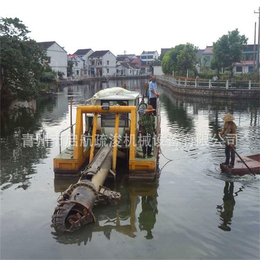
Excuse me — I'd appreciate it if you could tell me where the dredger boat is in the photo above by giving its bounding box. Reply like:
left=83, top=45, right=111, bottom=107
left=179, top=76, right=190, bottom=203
left=51, top=86, right=161, bottom=232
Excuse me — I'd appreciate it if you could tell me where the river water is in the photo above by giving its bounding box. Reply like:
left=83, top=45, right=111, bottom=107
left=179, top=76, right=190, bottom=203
left=1, top=79, right=260, bottom=260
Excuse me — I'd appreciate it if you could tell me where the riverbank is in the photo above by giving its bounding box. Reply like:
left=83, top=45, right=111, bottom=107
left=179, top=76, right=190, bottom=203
left=58, top=75, right=150, bottom=87
left=157, top=75, right=260, bottom=99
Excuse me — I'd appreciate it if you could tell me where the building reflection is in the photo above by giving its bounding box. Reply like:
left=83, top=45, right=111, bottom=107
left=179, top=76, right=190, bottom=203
left=52, top=178, right=159, bottom=244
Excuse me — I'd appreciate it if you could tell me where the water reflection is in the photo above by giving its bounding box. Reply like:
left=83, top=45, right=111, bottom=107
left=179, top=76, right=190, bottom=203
left=52, top=179, right=159, bottom=245
left=217, top=182, right=245, bottom=231
left=160, top=93, right=194, bottom=133
left=138, top=195, right=158, bottom=239
left=0, top=97, right=56, bottom=188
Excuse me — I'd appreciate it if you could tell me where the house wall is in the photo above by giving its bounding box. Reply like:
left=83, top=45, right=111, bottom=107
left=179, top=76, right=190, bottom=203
left=102, top=52, right=116, bottom=76
left=83, top=50, right=94, bottom=76
left=48, top=43, right=68, bottom=78
left=73, top=58, right=84, bottom=77
left=153, top=66, right=163, bottom=76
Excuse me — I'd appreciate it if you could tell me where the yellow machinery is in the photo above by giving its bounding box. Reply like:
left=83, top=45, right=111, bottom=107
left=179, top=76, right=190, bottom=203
left=54, top=104, right=159, bottom=179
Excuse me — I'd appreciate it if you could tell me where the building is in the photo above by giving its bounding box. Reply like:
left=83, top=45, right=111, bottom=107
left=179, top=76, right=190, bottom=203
left=116, top=63, right=140, bottom=76
left=200, top=46, right=213, bottom=71
left=234, top=44, right=259, bottom=74
left=73, top=49, right=94, bottom=76
left=140, top=51, right=159, bottom=74
left=89, top=50, right=117, bottom=77
left=67, top=54, right=85, bottom=78
left=38, top=41, right=67, bottom=79
left=116, top=54, right=141, bottom=76
left=153, top=66, right=163, bottom=76
left=160, top=48, right=171, bottom=59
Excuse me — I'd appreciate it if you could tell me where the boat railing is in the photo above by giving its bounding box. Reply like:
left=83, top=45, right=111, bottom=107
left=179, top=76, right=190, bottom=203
left=59, top=123, right=76, bottom=154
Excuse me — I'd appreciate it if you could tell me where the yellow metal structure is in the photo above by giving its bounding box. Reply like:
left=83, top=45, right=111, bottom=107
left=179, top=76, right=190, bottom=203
left=54, top=104, right=158, bottom=177
left=54, top=106, right=137, bottom=173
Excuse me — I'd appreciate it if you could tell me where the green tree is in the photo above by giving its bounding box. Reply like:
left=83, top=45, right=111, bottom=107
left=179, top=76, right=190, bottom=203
left=162, top=51, right=172, bottom=74
left=67, top=60, right=74, bottom=77
left=0, top=17, right=47, bottom=103
left=212, top=29, right=247, bottom=78
left=176, top=43, right=198, bottom=76
left=162, top=46, right=185, bottom=75
left=162, top=43, right=198, bottom=77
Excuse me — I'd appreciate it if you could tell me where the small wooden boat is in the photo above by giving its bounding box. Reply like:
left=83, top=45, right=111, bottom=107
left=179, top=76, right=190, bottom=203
left=220, top=154, right=260, bottom=176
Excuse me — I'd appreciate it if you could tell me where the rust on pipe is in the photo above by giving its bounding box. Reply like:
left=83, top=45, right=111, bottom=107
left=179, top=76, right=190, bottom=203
left=51, top=147, right=120, bottom=233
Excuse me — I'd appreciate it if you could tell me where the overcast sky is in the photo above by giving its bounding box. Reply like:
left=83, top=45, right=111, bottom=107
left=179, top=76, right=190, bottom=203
left=1, top=0, right=259, bottom=56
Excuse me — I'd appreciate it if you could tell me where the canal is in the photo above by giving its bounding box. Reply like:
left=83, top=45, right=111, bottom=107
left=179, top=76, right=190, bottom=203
left=1, top=79, right=260, bottom=259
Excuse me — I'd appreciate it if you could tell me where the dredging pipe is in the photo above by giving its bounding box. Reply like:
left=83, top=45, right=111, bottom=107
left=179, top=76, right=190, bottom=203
left=51, top=146, right=121, bottom=232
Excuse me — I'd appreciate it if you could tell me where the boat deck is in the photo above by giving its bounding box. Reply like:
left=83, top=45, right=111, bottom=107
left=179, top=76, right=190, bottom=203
left=220, top=154, right=260, bottom=176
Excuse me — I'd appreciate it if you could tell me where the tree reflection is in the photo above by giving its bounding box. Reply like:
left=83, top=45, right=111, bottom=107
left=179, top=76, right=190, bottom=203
left=0, top=97, right=56, bottom=188
left=159, top=93, right=194, bottom=132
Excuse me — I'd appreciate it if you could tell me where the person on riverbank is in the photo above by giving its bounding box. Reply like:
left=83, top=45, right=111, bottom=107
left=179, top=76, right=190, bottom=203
left=219, top=113, right=237, bottom=168
left=138, top=105, right=155, bottom=158
left=148, top=76, right=159, bottom=115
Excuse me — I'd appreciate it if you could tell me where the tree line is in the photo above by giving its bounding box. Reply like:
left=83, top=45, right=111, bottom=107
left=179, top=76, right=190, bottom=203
left=0, top=17, right=57, bottom=107
left=161, top=29, right=255, bottom=80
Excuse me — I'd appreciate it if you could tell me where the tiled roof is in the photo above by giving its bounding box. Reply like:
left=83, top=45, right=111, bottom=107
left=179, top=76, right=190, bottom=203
left=235, top=61, right=255, bottom=65
left=117, top=54, right=135, bottom=58
left=196, top=49, right=204, bottom=57
left=203, top=46, right=213, bottom=54
left=38, top=41, right=67, bottom=52
left=89, top=50, right=109, bottom=58
left=73, top=49, right=92, bottom=55
left=131, top=58, right=140, bottom=64
left=38, top=41, right=56, bottom=49
left=117, top=56, right=130, bottom=62
left=161, top=48, right=171, bottom=55
left=141, top=51, right=157, bottom=54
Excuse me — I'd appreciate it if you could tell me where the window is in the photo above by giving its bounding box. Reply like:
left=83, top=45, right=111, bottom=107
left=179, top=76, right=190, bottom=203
left=101, top=100, right=129, bottom=127
left=107, top=69, right=109, bottom=73
left=236, top=66, right=242, bottom=72
left=248, top=66, right=253, bottom=72
left=107, top=60, right=109, bottom=65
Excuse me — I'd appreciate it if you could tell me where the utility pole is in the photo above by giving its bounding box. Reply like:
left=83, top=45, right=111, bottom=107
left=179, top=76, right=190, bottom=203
left=253, top=22, right=256, bottom=71
left=254, top=7, right=260, bottom=76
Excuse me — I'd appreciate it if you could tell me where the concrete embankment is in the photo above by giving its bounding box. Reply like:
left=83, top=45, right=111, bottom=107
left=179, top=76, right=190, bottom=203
left=157, top=77, right=260, bottom=100
left=58, top=75, right=150, bottom=87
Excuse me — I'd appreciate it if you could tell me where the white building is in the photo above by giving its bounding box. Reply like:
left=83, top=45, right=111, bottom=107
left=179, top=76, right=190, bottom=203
left=89, top=50, right=117, bottom=77
left=38, top=41, right=67, bottom=79
left=116, top=63, right=140, bottom=76
left=67, top=54, right=85, bottom=78
left=73, top=49, right=94, bottom=76
left=153, top=66, right=163, bottom=76
left=140, top=51, right=159, bottom=65
left=140, top=50, right=159, bottom=74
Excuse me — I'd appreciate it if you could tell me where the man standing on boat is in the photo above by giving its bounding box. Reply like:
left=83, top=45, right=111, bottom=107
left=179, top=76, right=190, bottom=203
left=219, top=113, right=237, bottom=168
left=138, top=105, right=156, bottom=158
left=148, top=76, right=159, bottom=115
